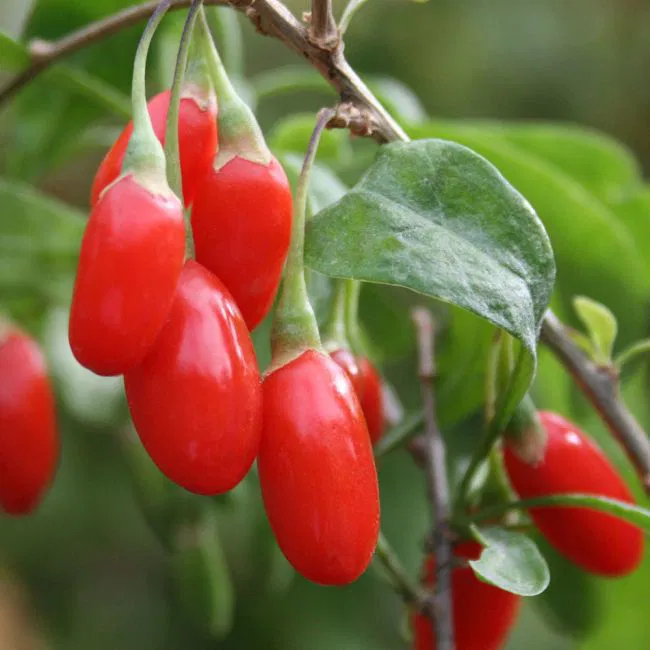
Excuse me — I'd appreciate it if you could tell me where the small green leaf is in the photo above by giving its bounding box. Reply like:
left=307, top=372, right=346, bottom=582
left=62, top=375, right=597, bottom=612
left=573, top=296, right=618, bottom=365
left=305, top=139, right=556, bottom=420
left=470, top=527, right=550, bottom=596
left=0, top=30, right=29, bottom=68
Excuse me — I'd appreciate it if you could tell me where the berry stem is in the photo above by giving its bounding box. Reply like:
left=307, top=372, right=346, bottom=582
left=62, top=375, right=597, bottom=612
left=195, top=7, right=270, bottom=167
left=344, top=279, right=364, bottom=354
left=122, top=0, right=171, bottom=178
left=204, top=6, right=244, bottom=78
left=165, top=0, right=203, bottom=208
left=270, top=108, right=334, bottom=363
left=322, top=279, right=348, bottom=347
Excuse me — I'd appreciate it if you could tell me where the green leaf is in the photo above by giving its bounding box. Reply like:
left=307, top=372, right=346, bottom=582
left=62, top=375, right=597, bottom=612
left=495, top=122, right=641, bottom=202
left=170, top=509, right=235, bottom=639
left=305, top=139, right=555, bottom=418
left=572, top=295, right=618, bottom=364
left=251, top=66, right=330, bottom=100
left=367, top=77, right=428, bottom=124
left=0, top=178, right=84, bottom=320
left=470, top=527, right=550, bottom=596
left=0, top=32, right=130, bottom=118
left=0, top=30, right=29, bottom=68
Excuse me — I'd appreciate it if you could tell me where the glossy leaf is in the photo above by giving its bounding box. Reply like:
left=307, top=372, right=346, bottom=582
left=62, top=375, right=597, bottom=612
left=305, top=139, right=555, bottom=419
left=470, top=527, right=550, bottom=596
left=573, top=295, right=618, bottom=364
left=408, top=122, right=648, bottom=344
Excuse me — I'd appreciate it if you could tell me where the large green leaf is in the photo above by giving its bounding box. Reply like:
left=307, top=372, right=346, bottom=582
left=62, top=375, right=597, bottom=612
left=470, top=527, right=550, bottom=596
left=409, top=123, right=649, bottom=343
left=305, top=139, right=555, bottom=417
left=427, top=120, right=641, bottom=202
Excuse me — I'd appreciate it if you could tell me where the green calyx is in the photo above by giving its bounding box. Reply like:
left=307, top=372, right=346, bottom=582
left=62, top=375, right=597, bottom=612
left=504, top=393, right=548, bottom=465
left=269, top=110, right=335, bottom=374
left=121, top=0, right=173, bottom=196
left=196, top=7, right=271, bottom=170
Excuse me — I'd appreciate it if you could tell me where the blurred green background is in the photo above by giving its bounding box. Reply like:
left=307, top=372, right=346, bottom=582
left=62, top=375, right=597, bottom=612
left=1, top=0, right=650, bottom=649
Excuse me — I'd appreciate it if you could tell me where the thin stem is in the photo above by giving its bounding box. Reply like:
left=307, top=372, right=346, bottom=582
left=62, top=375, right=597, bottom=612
left=131, top=0, right=172, bottom=141
left=466, top=493, right=650, bottom=527
left=196, top=7, right=269, bottom=164
left=541, top=310, right=650, bottom=492
left=615, top=338, right=650, bottom=370
left=322, top=278, right=348, bottom=346
left=205, top=6, right=244, bottom=77
left=374, top=410, right=425, bottom=459
left=165, top=0, right=203, bottom=209
left=373, top=532, right=422, bottom=607
left=411, top=307, right=455, bottom=650
left=344, top=279, right=364, bottom=354
left=310, top=0, right=337, bottom=48
left=271, top=108, right=335, bottom=360
left=339, top=0, right=370, bottom=35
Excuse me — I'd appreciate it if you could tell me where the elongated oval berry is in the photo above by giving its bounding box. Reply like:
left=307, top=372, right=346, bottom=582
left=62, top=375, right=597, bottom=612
left=330, top=351, right=385, bottom=445
left=124, top=260, right=262, bottom=495
left=413, top=542, right=521, bottom=650
left=504, top=411, right=644, bottom=577
left=0, top=329, right=58, bottom=515
left=69, top=176, right=185, bottom=376
left=191, top=156, right=292, bottom=330
left=91, top=90, right=218, bottom=207
left=357, top=357, right=385, bottom=444
left=258, top=349, right=380, bottom=585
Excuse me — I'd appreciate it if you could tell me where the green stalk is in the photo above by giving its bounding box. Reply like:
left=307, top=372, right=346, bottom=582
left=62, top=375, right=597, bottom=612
left=322, top=278, right=348, bottom=348
left=165, top=0, right=203, bottom=207
left=270, top=109, right=335, bottom=366
left=196, top=7, right=269, bottom=167
left=122, top=0, right=171, bottom=178
left=345, top=279, right=364, bottom=354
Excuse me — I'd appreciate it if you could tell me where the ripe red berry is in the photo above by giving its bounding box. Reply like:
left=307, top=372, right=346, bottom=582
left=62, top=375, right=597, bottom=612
left=191, top=156, right=292, bottom=330
left=91, top=90, right=218, bottom=207
left=413, top=542, right=521, bottom=650
left=124, top=260, right=262, bottom=495
left=504, top=411, right=644, bottom=577
left=330, top=350, right=385, bottom=445
left=258, top=349, right=380, bottom=585
left=357, top=356, right=385, bottom=444
left=0, top=329, right=58, bottom=515
left=69, top=175, right=185, bottom=376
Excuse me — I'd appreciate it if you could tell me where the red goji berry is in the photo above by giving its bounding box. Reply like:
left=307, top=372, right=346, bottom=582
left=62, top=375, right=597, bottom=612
left=124, top=260, right=262, bottom=495
left=258, top=349, right=380, bottom=585
left=504, top=411, right=644, bottom=577
left=0, top=329, right=58, bottom=515
left=413, top=542, right=521, bottom=650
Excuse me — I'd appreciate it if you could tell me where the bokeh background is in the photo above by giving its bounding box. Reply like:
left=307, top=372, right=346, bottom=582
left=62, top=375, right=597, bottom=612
left=1, top=1, right=650, bottom=649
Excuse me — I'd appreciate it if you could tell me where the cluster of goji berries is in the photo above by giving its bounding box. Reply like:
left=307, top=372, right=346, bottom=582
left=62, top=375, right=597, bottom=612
left=67, top=15, right=384, bottom=587
left=414, top=408, right=644, bottom=650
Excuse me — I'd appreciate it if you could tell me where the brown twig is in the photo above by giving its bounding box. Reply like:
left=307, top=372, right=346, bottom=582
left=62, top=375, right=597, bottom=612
left=540, top=310, right=650, bottom=493
left=308, top=0, right=338, bottom=49
left=411, top=308, right=455, bottom=650
left=0, top=0, right=406, bottom=143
